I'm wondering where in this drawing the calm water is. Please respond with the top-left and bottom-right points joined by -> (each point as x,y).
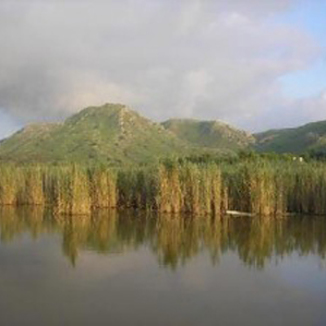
0,208 -> 326,326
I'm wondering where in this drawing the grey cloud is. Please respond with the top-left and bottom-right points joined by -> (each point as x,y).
0,0 -> 322,130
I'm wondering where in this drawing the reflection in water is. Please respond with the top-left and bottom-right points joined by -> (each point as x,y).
0,207 -> 325,269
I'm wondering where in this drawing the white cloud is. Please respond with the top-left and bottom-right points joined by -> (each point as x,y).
0,0 -> 322,131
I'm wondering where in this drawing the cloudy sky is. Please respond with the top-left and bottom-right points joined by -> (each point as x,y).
0,0 -> 326,138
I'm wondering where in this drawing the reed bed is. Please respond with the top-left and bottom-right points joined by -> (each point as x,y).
1,160 -> 326,216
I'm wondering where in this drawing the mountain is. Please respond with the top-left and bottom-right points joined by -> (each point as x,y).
162,119 -> 254,150
254,120 -> 326,154
0,104 -> 188,165
0,104 -> 257,165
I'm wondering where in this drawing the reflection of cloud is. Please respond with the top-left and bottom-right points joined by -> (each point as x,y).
76,249 -> 153,280
180,254 -> 216,291
0,0 -> 322,130
276,255 -> 326,294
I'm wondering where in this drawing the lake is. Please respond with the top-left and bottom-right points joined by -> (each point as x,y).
0,207 -> 325,326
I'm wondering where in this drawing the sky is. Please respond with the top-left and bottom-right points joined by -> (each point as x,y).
0,0 -> 326,139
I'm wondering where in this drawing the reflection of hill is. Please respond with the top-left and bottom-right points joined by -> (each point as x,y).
0,207 -> 325,269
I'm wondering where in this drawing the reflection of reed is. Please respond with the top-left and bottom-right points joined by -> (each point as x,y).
153,217 -> 225,269
0,206 -> 53,243
0,208 -> 325,269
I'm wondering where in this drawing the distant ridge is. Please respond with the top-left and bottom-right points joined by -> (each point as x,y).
162,119 -> 254,150
254,120 -> 326,154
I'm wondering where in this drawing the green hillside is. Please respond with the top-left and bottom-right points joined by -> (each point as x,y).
254,120 -> 326,154
0,104 -> 189,165
0,104 -> 258,165
162,119 -> 254,150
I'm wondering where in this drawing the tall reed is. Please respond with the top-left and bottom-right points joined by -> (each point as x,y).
0,165 -> 21,205
0,160 -> 326,217
89,167 -> 117,209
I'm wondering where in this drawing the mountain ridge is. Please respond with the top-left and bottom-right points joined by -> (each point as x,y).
254,119 -> 326,154
162,118 -> 254,150
2,103 -> 325,164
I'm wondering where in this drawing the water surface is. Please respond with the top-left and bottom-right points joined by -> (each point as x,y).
0,208 -> 325,326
